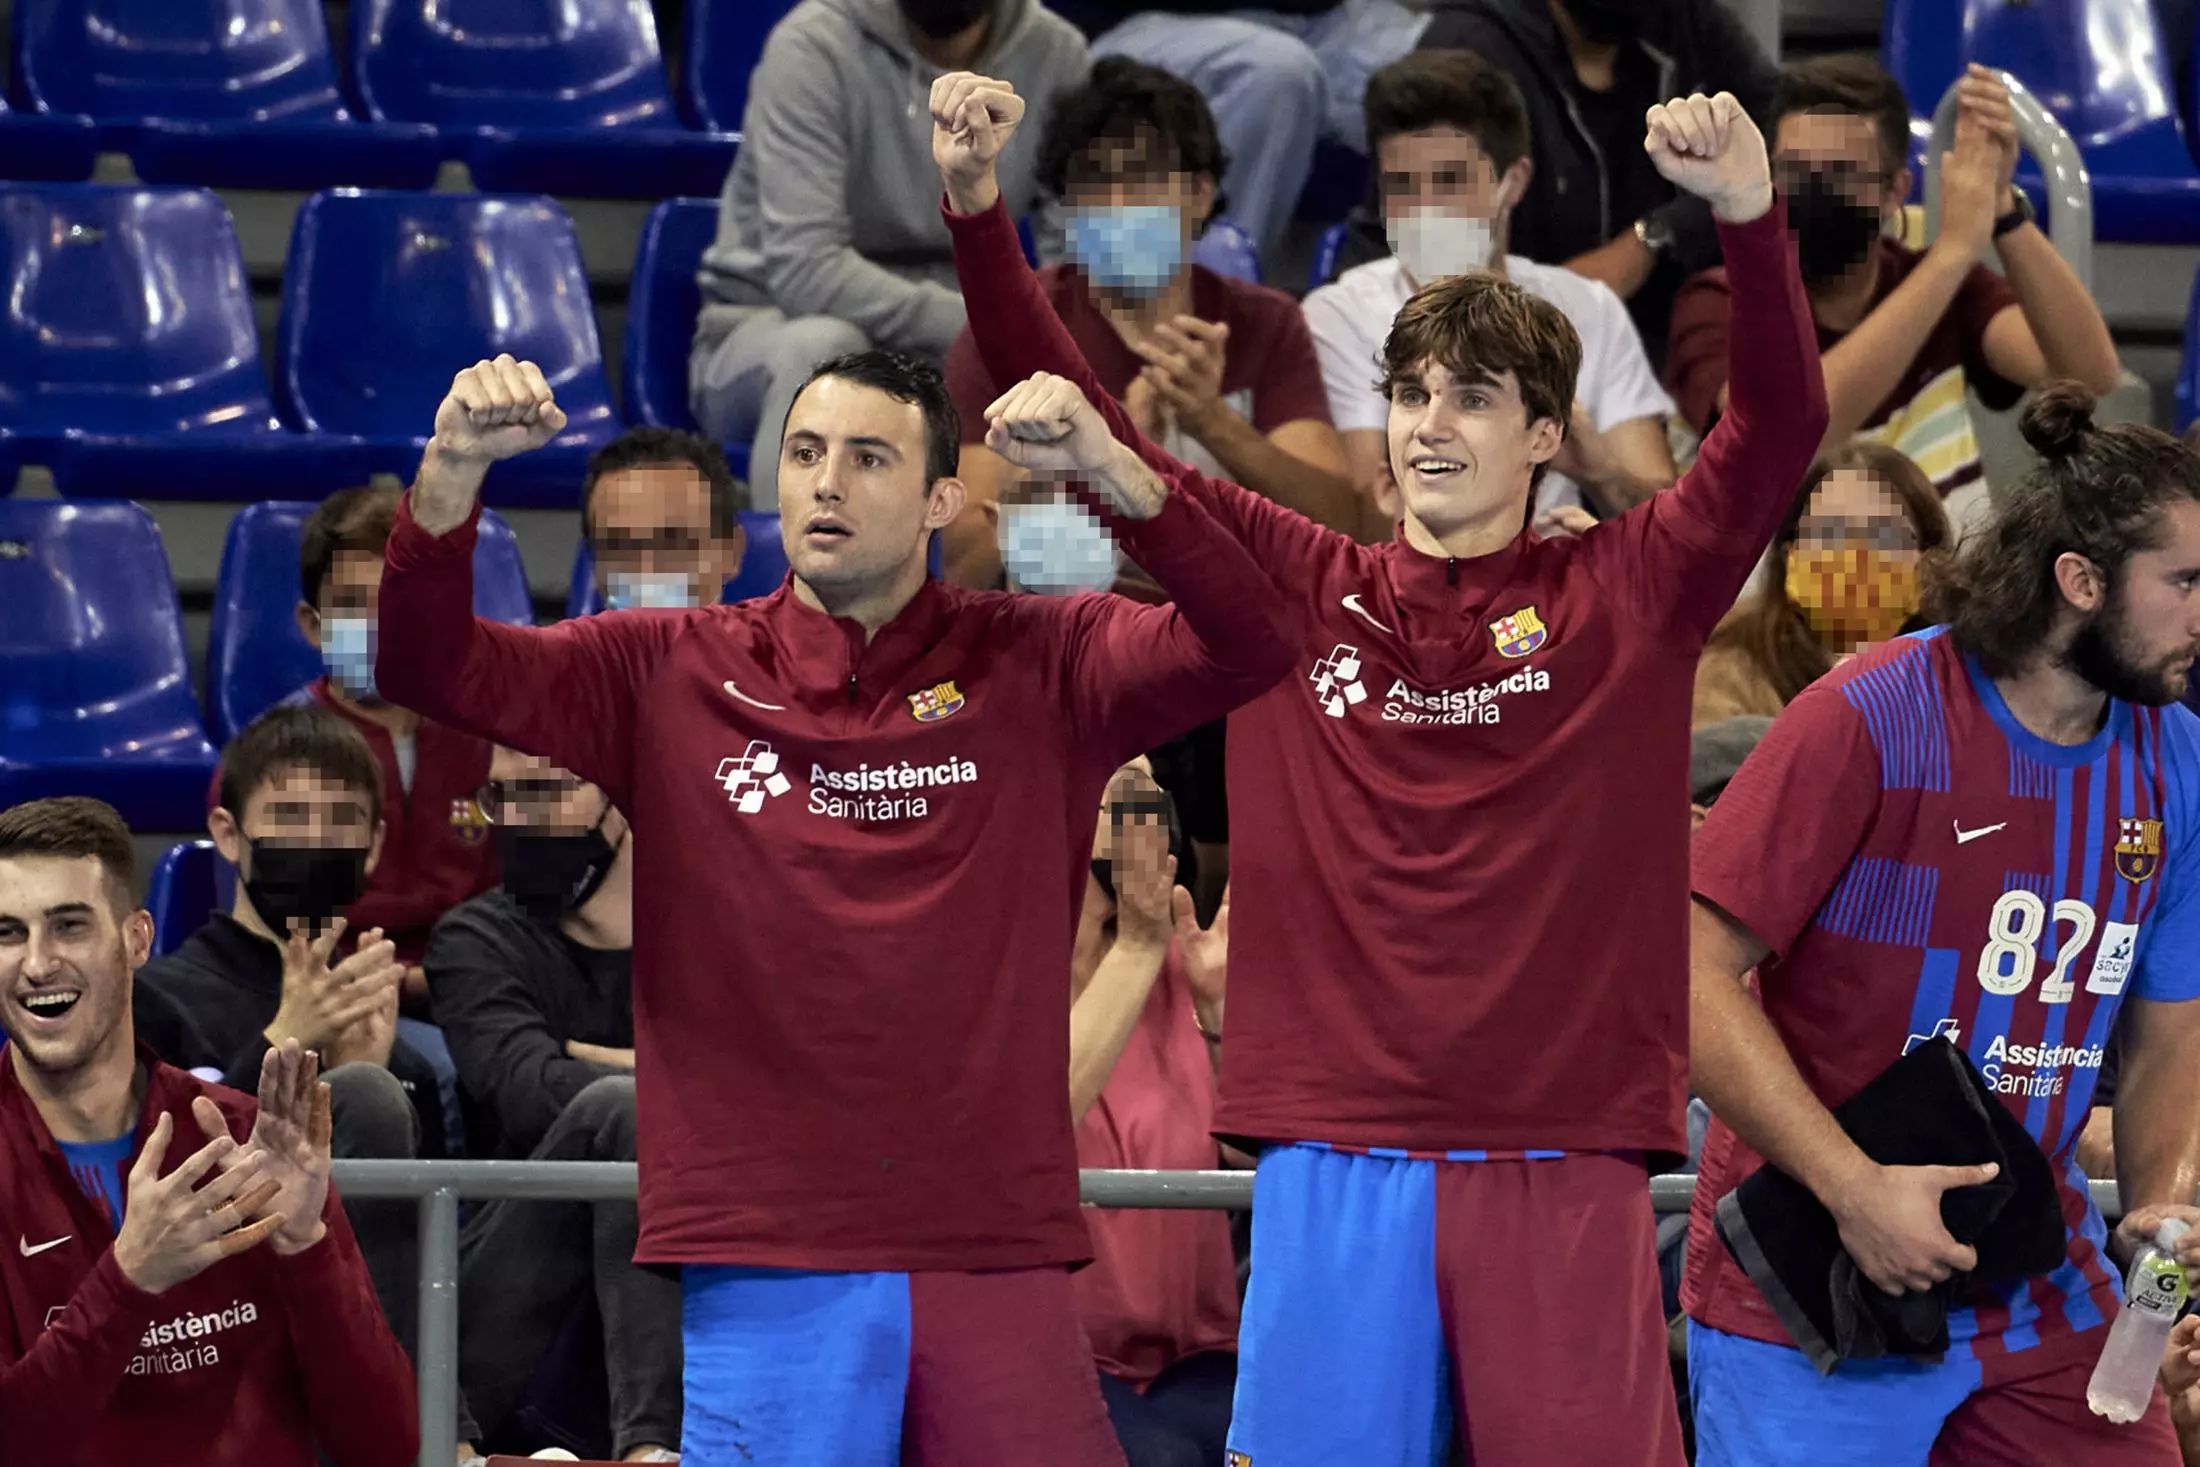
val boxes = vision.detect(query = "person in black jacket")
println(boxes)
[1414,0,1778,365]
[426,747,680,1463]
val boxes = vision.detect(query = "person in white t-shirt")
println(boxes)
[1303,48,1676,532]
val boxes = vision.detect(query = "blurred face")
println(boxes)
[484,749,628,920]
[1378,129,1526,284]
[1787,468,1925,650]
[590,463,746,610]
[2065,502,2200,707]
[1062,132,1214,299]
[483,748,618,838]
[1773,112,1906,284]
[778,376,960,597]
[0,856,149,1081]
[297,550,386,702]
[210,768,383,935]
[1385,359,1560,540]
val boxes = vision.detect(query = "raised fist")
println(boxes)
[1644,92,1772,224]
[931,72,1025,210]
[984,372,1122,478]
[431,354,569,465]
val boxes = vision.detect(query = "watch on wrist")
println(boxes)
[1634,214,1676,260]
[1992,188,2035,239]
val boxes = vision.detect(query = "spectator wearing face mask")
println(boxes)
[135,705,454,1432]
[425,751,679,1464]
[1414,0,1779,367]
[1067,764,1239,1467]
[1665,58,2123,498]
[1693,441,1950,726]
[945,56,1354,596]
[690,0,1088,510]
[1304,49,1675,529]
[585,428,749,613]
[281,487,500,992]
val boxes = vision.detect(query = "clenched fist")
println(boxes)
[985,373,1120,478]
[932,72,1025,215]
[1644,92,1772,224]
[431,355,568,465]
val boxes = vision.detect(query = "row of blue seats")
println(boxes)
[0,0,787,199]
[0,184,736,508]
[0,497,801,831]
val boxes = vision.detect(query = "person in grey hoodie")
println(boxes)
[690,0,1088,508]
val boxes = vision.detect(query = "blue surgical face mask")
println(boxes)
[604,571,702,611]
[999,494,1122,596]
[1065,205,1185,297]
[319,616,381,703]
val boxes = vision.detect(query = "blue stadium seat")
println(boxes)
[0,95,98,181]
[13,0,440,189]
[0,499,219,830]
[206,499,536,745]
[275,189,620,507]
[567,510,944,617]
[147,839,226,956]
[1884,0,2200,243]
[0,184,368,497]
[350,0,738,200]
[2175,263,2200,434]
[681,0,795,132]
[622,195,750,481]
[1308,222,1350,292]
[1192,220,1261,284]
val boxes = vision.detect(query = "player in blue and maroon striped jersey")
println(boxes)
[1687,385,2200,1467]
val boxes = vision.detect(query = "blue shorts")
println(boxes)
[680,1263,1122,1467]
[1688,1318,2179,1467]
[1226,1144,1681,1467]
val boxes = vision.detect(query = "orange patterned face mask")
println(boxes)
[1785,547,1920,650]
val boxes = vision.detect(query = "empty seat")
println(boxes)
[0,184,368,496]
[207,499,536,745]
[622,196,751,481]
[14,0,440,189]
[276,189,621,506]
[0,499,219,830]
[351,0,738,199]
[147,839,225,955]
[0,95,98,182]
[1885,0,2200,243]
[681,0,796,132]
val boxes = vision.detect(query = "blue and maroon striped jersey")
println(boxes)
[1684,629,2200,1359]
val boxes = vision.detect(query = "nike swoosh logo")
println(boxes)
[19,1235,69,1257]
[1341,593,1395,635]
[722,679,786,712]
[1953,821,2009,846]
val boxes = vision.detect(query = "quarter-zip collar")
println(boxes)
[762,575,960,717]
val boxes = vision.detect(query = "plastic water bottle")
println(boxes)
[2088,1217,2193,1422]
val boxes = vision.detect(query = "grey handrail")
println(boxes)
[1923,68,2094,290]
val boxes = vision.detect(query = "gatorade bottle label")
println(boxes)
[2128,1252,2190,1322]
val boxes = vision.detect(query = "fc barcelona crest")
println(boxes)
[2117,817,2164,883]
[448,796,491,848]
[907,680,966,723]
[1488,605,1548,659]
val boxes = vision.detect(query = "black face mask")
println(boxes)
[1785,172,1884,283]
[1557,0,1655,44]
[900,0,990,40]
[243,839,367,937]
[499,820,622,923]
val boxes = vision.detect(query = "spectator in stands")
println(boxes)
[1304,48,1674,527]
[1666,58,2123,498]
[138,706,446,1392]
[2166,1315,2200,1466]
[1693,440,1949,725]
[1053,0,1433,255]
[288,486,499,992]
[425,749,679,1463]
[0,796,417,1467]
[1415,0,1779,366]
[1069,763,1238,1467]
[690,0,1088,510]
[945,56,1354,585]
[586,428,749,611]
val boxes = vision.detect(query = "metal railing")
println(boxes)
[1924,69,2094,290]
[330,1160,2132,1467]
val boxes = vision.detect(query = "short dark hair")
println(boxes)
[1364,49,1533,175]
[1039,57,1231,206]
[1377,273,1581,491]
[216,705,384,828]
[1774,54,1913,178]
[0,797,137,912]
[299,485,401,608]
[789,350,961,488]
[1929,384,2200,676]
[581,427,747,545]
